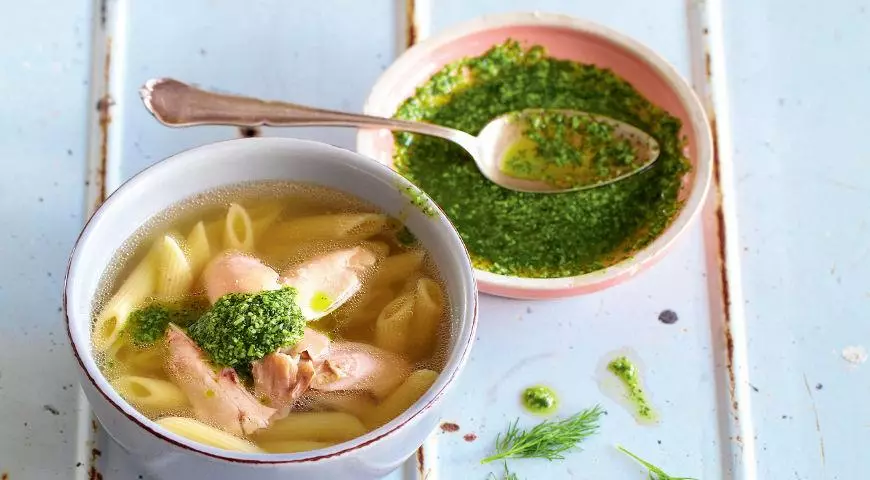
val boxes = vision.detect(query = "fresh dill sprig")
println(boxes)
[617,445,698,480]
[481,405,604,464]
[486,462,520,480]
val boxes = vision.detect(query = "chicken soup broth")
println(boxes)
[91,181,450,453]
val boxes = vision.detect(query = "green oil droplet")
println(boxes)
[521,385,559,415]
[607,355,656,421]
[310,291,333,313]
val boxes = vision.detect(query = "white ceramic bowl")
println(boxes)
[64,138,478,479]
[357,12,713,299]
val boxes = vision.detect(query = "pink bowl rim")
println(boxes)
[356,11,713,297]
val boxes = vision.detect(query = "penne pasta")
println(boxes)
[223,203,255,252]
[157,417,263,453]
[406,278,445,359]
[155,235,194,300]
[340,287,396,330]
[253,412,367,443]
[114,375,189,411]
[259,440,334,454]
[107,338,165,376]
[204,218,226,252]
[267,213,387,243]
[260,239,357,267]
[360,240,391,260]
[373,292,414,354]
[365,369,438,429]
[185,221,211,280]
[248,202,284,238]
[305,391,379,423]
[373,277,445,358]
[92,248,157,351]
[371,251,425,288]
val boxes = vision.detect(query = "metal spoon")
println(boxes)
[140,78,660,193]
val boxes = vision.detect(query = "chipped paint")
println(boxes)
[88,447,102,480]
[95,36,112,209]
[439,422,459,433]
[841,345,868,365]
[705,52,712,79]
[415,445,425,477]
[709,114,738,414]
[405,0,418,48]
[239,126,261,138]
[98,0,108,28]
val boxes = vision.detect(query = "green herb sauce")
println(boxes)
[393,40,690,277]
[187,286,305,373]
[126,298,208,347]
[501,111,643,189]
[607,356,654,420]
[521,385,558,415]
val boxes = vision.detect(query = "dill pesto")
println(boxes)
[607,356,655,420]
[400,185,436,217]
[521,385,559,415]
[501,111,643,189]
[393,40,690,277]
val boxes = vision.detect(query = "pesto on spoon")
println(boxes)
[140,78,659,194]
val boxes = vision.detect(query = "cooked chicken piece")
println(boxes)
[310,341,411,398]
[252,352,317,413]
[284,327,331,360]
[281,247,378,320]
[165,325,275,435]
[253,327,329,412]
[202,252,281,304]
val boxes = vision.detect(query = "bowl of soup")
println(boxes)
[64,138,477,479]
[357,12,713,299]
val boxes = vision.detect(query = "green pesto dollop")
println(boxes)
[521,385,559,415]
[393,40,690,278]
[187,286,305,373]
[607,356,654,420]
[126,298,208,347]
[501,111,643,189]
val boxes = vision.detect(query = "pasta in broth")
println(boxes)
[91,182,450,453]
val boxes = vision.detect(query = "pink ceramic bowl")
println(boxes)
[357,12,712,299]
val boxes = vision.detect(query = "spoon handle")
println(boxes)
[140,78,477,149]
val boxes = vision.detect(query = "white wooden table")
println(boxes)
[1,0,866,478]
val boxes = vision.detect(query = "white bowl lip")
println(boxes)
[357,11,713,294]
[64,137,479,464]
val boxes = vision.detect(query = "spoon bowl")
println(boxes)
[141,78,659,193]
[477,109,660,193]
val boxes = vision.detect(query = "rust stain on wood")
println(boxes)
[95,36,113,208]
[405,0,418,48]
[705,52,712,79]
[702,33,739,416]
[88,447,103,480]
[710,112,738,414]
[239,126,261,138]
[415,445,425,477]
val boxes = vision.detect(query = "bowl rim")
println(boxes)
[357,11,713,296]
[64,137,479,463]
